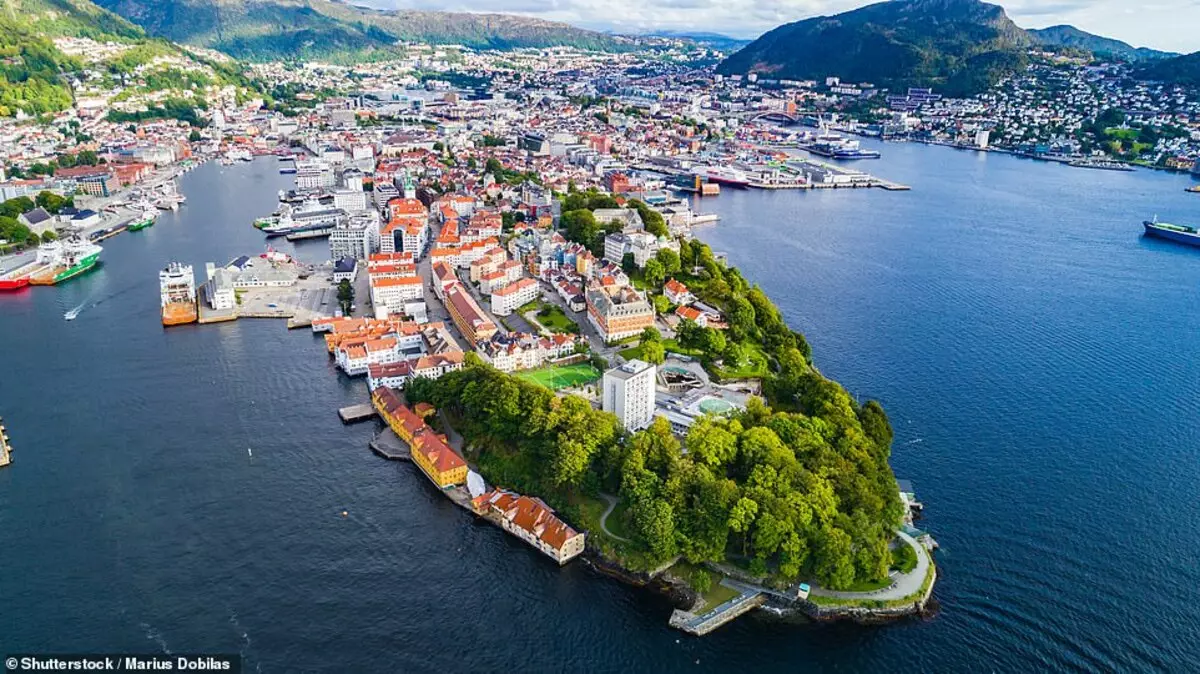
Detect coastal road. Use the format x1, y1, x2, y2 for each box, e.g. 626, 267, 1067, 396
810, 530, 931, 602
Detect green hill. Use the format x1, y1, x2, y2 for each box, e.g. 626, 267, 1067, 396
1135, 51, 1200, 86
0, 0, 251, 118
90, 0, 630, 61
716, 0, 1034, 96
1028, 25, 1177, 62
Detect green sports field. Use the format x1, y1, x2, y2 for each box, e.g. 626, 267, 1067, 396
516, 363, 601, 391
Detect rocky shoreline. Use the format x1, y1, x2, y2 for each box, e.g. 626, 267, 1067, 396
580, 543, 938, 632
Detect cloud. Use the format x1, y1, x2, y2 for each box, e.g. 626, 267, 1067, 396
355, 0, 1200, 53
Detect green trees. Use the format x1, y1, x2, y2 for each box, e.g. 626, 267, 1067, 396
336, 279, 354, 314
408, 240, 902, 589
643, 258, 665, 288
561, 209, 601, 253
35, 191, 70, 214
642, 341, 666, 365
656, 248, 681, 276
629, 199, 670, 238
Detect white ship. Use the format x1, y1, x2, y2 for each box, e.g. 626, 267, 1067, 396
160, 262, 198, 326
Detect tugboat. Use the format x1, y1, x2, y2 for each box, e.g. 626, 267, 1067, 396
1143, 216, 1200, 247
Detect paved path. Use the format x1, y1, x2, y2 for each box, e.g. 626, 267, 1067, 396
598, 493, 631, 542
810, 530, 931, 602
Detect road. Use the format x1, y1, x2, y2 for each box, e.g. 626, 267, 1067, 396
597, 493, 630, 542
810, 530, 932, 602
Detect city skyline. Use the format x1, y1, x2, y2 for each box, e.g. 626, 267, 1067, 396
359, 0, 1200, 54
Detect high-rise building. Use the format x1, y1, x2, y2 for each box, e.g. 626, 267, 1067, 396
602, 359, 657, 432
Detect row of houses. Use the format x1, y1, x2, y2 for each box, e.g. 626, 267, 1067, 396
372, 389, 468, 489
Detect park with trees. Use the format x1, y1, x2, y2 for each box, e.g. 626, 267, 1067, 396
408, 266, 904, 593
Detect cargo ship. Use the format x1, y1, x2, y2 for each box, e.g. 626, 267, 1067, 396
28, 239, 103, 285
160, 262, 198, 326
1143, 217, 1200, 247
0, 255, 37, 291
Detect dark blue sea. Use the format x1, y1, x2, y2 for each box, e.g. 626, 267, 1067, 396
2, 146, 1199, 672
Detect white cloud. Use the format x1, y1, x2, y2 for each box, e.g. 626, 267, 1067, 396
356, 0, 1199, 53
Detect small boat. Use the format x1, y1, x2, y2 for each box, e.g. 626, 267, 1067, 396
64, 308, 80, 321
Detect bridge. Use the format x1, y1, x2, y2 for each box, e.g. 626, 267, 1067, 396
741, 111, 803, 125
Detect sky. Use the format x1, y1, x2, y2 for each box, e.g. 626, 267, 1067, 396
358, 0, 1200, 54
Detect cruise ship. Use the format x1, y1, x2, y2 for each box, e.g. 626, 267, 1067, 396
803, 134, 881, 159
1143, 217, 1200, 247
259, 200, 347, 237
160, 262, 198, 326
27, 239, 103, 285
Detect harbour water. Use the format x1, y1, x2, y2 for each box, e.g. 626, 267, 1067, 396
2, 148, 1199, 671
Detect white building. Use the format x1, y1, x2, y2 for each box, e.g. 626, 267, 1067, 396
329, 219, 375, 261
333, 189, 367, 213
203, 262, 235, 310
490, 277, 540, 316
602, 359, 657, 432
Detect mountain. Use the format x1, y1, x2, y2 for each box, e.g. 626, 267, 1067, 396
1135, 51, 1200, 86
717, 0, 1035, 96
89, 0, 629, 61
648, 31, 753, 52
0, 0, 249, 118
1029, 25, 1177, 61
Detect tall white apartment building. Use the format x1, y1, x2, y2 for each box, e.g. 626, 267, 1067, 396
602, 359, 657, 432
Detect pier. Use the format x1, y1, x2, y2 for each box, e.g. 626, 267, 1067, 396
368, 428, 410, 461
339, 403, 377, 424
668, 579, 767, 636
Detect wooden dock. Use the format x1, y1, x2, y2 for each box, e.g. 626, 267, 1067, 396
339, 403, 377, 424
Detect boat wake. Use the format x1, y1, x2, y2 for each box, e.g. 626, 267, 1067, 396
229, 611, 261, 673
64, 299, 88, 321
139, 622, 172, 654
903, 438, 924, 446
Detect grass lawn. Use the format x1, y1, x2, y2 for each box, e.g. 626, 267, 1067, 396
619, 344, 644, 360
710, 340, 769, 379
533, 304, 578, 333
515, 363, 601, 391
606, 500, 634, 540
670, 561, 741, 613
842, 576, 893, 593
663, 339, 704, 358
891, 541, 918, 574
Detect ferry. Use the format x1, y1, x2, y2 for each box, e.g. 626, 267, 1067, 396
28, 239, 102, 285
160, 262, 198, 326
1143, 217, 1200, 247
1069, 158, 1133, 172
692, 166, 750, 188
